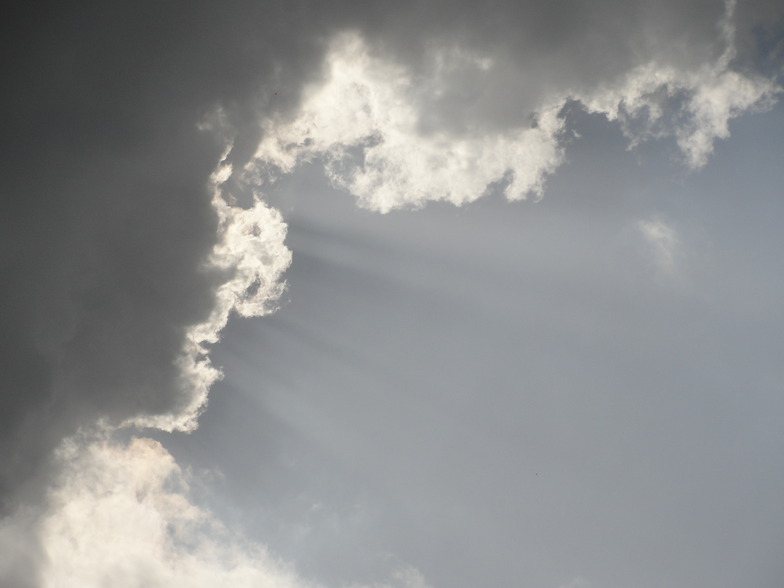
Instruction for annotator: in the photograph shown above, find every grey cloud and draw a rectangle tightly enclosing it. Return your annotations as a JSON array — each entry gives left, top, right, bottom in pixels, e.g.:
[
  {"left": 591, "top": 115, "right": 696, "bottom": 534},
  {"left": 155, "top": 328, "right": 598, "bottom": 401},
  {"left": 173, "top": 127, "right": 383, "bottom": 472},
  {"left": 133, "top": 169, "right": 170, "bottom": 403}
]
[
  {"left": 345, "top": 0, "right": 780, "bottom": 132},
  {"left": 0, "top": 0, "right": 329, "bottom": 508}
]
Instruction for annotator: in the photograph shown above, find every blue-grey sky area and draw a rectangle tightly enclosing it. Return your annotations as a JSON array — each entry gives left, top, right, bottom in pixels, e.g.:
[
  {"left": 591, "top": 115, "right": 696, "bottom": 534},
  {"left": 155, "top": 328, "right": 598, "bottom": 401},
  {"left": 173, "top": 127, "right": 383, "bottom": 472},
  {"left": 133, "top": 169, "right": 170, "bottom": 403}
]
[
  {"left": 1, "top": 1, "right": 783, "bottom": 587},
  {"left": 164, "top": 102, "right": 784, "bottom": 588}
]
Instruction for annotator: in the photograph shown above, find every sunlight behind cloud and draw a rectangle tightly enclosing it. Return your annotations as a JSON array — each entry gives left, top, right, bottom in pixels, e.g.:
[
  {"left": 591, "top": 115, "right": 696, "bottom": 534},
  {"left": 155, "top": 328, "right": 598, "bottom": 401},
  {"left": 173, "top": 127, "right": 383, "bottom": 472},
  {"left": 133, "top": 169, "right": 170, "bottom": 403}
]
[
  {"left": 248, "top": 32, "right": 568, "bottom": 212},
  {"left": 246, "top": 4, "right": 778, "bottom": 212},
  {"left": 130, "top": 164, "right": 293, "bottom": 433},
  {"left": 581, "top": 0, "right": 779, "bottom": 167}
]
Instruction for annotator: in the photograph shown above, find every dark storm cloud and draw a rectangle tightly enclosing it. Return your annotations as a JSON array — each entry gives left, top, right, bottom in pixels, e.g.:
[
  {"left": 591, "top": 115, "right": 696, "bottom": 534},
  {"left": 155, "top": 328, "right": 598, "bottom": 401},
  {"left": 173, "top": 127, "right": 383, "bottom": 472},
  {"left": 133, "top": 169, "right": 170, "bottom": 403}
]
[{"left": 0, "top": 0, "right": 327, "bottom": 507}]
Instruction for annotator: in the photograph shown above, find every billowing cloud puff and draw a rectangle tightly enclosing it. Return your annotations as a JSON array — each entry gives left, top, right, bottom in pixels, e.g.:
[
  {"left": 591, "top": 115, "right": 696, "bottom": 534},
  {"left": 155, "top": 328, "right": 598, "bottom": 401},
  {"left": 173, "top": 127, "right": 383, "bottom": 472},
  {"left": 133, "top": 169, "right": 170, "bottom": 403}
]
[
  {"left": 242, "top": 1, "right": 778, "bottom": 213},
  {"left": 582, "top": 0, "right": 779, "bottom": 168},
  {"left": 0, "top": 435, "right": 432, "bottom": 588},
  {"left": 248, "top": 32, "right": 568, "bottom": 212}
]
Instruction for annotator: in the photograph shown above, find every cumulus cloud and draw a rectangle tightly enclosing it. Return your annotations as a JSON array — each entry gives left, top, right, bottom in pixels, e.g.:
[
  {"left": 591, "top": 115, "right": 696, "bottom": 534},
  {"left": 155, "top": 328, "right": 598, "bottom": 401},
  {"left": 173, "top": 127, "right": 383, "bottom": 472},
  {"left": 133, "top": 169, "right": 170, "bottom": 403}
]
[
  {"left": 131, "top": 164, "right": 292, "bottom": 433},
  {"left": 0, "top": 435, "right": 433, "bottom": 588},
  {"left": 247, "top": 32, "right": 568, "bottom": 212},
  {"left": 239, "top": 0, "right": 778, "bottom": 213},
  {"left": 581, "top": 0, "right": 780, "bottom": 168},
  {"left": 0, "top": 0, "right": 323, "bottom": 505},
  {"left": 35, "top": 436, "right": 319, "bottom": 588}
]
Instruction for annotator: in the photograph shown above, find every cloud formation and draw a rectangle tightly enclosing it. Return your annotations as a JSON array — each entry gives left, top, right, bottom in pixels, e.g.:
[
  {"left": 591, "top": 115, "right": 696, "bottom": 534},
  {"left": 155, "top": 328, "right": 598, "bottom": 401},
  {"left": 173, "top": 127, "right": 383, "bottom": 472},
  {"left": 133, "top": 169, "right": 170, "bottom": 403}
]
[
  {"left": 6, "top": 436, "right": 314, "bottom": 588},
  {"left": 0, "top": 0, "right": 318, "bottom": 506},
  {"left": 582, "top": 0, "right": 779, "bottom": 168},
  {"left": 249, "top": 32, "right": 567, "bottom": 211},
  {"left": 0, "top": 0, "right": 781, "bottom": 586},
  {"left": 2, "top": 0, "right": 779, "bottom": 501},
  {"left": 243, "top": 0, "right": 779, "bottom": 211},
  {"left": 0, "top": 436, "right": 432, "bottom": 588}
]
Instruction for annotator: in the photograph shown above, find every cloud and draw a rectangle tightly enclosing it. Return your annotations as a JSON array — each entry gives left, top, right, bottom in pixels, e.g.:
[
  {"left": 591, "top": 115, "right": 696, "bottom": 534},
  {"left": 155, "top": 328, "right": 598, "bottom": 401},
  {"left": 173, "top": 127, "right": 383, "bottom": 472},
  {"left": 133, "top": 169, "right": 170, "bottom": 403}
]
[
  {"left": 581, "top": 0, "right": 780, "bottom": 168},
  {"left": 239, "top": 1, "right": 778, "bottom": 213},
  {"left": 0, "top": 1, "right": 782, "bottom": 586},
  {"left": 0, "top": 0, "right": 320, "bottom": 505},
  {"left": 130, "top": 164, "right": 292, "bottom": 433},
  {"left": 0, "top": 435, "right": 432, "bottom": 588},
  {"left": 0, "top": 436, "right": 314, "bottom": 588},
  {"left": 0, "top": 142, "right": 291, "bottom": 505},
  {"left": 637, "top": 218, "right": 680, "bottom": 272},
  {"left": 247, "top": 32, "right": 568, "bottom": 212}
]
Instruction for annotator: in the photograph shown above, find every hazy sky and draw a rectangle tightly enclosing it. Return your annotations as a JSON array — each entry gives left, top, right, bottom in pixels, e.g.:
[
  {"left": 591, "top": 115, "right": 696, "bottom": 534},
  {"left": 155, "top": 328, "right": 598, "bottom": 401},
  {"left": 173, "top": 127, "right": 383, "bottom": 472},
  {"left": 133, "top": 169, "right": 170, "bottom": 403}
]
[{"left": 1, "top": 1, "right": 783, "bottom": 587}]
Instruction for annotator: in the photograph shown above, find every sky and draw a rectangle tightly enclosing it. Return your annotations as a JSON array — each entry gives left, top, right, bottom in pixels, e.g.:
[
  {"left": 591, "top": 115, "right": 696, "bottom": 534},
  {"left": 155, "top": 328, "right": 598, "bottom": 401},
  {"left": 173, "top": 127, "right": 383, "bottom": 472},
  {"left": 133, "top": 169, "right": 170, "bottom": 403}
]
[{"left": 1, "top": 1, "right": 783, "bottom": 587}]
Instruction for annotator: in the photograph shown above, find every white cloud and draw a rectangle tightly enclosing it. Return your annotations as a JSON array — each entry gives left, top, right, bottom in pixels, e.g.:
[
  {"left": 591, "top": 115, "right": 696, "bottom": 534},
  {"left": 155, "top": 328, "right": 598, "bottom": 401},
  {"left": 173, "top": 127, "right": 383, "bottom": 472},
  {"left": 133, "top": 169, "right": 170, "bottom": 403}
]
[
  {"left": 130, "top": 162, "right": 293, "bottom": 432},
  {"left": 581, "top": 50, "right": 778, "bottom": 169},
  {"left": 581, "top": 0, "right": 779, "bottom": 168},
  {"left": 123, "top": 0, "right": 777, "bottom": 434},
  {"left": 0, "top": 435, "right": 431, "bottom": 588},
  {"left": 241, "top": 3, "right": 777, "bottom": 214},
  {"left": 637, "top": 218, "right": 680, "bottom": 273},
  {"left": 26, "top": 436, "right": 318, "bottom": 588},
  {"left": 247, "top": 32, "right": 567, "bottom": 213}
]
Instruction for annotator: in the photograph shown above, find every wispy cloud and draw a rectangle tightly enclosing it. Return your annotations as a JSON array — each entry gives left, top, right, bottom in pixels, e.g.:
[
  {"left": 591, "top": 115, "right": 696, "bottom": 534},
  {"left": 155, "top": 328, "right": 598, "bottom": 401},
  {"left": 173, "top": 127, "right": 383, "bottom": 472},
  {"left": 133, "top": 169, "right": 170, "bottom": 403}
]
[
  {"left": 247, "top": 32, "right": 567, "bottom": 212},
  {"left": 1, "top": 434, "right": 432, "bottom": 588},
  {"left": 583, "top": 0, "right": 780, "bottom": 168},
  {"left": 637, "top": 218, "right": 680, "bottom": 273}
]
